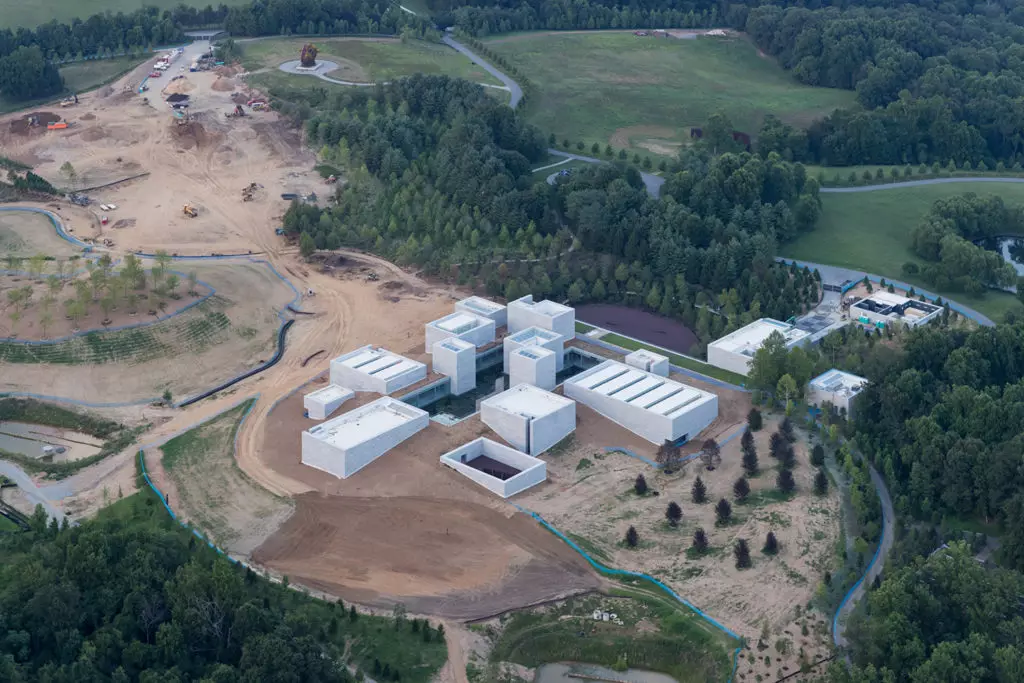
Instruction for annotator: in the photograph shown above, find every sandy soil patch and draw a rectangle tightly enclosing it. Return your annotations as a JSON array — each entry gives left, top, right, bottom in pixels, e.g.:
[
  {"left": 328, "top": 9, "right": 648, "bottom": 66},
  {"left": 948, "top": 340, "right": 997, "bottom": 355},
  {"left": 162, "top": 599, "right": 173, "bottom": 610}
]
[
  {"left": 0, "top": 207, "right": 94, "bottom": 259},
  {"left": 609, "top": 124, "right": 678, "bottom": 150},
  {"left": 211, "top": 76, "right": 235, "bottom": 91},
  {"left": 636, "top": 138, "right": 683, "bottom": 156}
]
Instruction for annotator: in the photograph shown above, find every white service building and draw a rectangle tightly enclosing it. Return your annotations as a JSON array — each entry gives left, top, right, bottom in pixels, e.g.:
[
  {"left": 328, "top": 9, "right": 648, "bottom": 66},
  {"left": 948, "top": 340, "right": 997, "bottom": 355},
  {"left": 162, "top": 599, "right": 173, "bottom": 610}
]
[
  {"left": 480, "top": 383, "right": 576, "bottom": 456},
  {"left": 455, "top": 296, "right": 507, "bottom": 328},
  {"left": 850, "top": 291, "right": 941, "bottom": 329},
  {"left": 431, "top": 337, "right": 477, "bottom": 396},
  {"left": 329, "top": 346, "right": 427, "bottom": 394},
  {"left": 808, "top": 369, "right": 868, "bottom": 418},
  {"left": 503, "top": 326, "right": 565, "bottom": 372},
  {"left": 509, "top": 346, "right": 557, "bottom": 391},
  {"left": 301, "top": 397, "right": 429, "bottom": 478},
  {"left": 706, "top": 318, "right": 811, "bottom": 377},
  {"left": 303, "top": 384, "right": 355, "bottom": 420},
  {"left": 440, "top": 437, "right": 546, "bottom": 498},
  {"left": 508, "top": 295, "right": 575, "bottom": 341},
  {"left": 625, "top": 349, "right": 670, "bottom": 376},
  {"left": 564, "top": 360, "right": 718, "bottom": 445},
  {"left": 425, "top": 311, "right": 496, "bottom": 352}
]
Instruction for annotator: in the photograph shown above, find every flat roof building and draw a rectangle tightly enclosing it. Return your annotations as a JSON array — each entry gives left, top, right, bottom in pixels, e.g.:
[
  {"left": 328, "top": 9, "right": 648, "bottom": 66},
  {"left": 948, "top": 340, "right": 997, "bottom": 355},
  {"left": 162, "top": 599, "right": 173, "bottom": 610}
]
[
  {"left": 301, "top": 397, "right": 428, "bottom": 478},
  {"left": 480, "top": 384, "right": 575, "bottom": 456},
  {"left": 509, "top": 346, "right": 557, "bottom": 391},
  {"left": 508, "top": 295, "right": 575, "bottom": 341},
  {"left": 624, "top": 349, "right": 669, "bottom": 376},
  {"left": 330, "top": 345, "right": 427, "bottom": 395},
  {"left": 504, "top": 326, "right": 564, "bottom": 372},
  {"left": 440, "top": 438, "right": 546, "bottom": 498},
  {"left": 431, "top": 337, "right": 476, "bottom": 396},
  {"left": 808, "top": 369, "right": 867, "bottom": 418},
  {"left": 303, "top": 384, "right": 354, "bottom": 420},
  {"left": 455, "top": 296, "right": 507, "bottom": 328},
  {"left": 706, "top": 318, "right": 811, "bottom": 377},
  {"left": 425, "top": 311, "right": 496, "bottom": 352},
  {"left": 851, "top": 291, "right": 940, "bottom": 329},
  {"left": 564, "top": 360, "right": 717, "bottom": 445}
]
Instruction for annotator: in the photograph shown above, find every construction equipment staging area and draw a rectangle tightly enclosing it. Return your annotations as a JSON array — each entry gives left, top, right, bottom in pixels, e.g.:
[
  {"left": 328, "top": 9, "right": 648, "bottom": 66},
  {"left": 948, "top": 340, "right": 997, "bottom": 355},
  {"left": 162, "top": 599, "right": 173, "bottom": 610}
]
[{"left": 298, "top": 296, "right": 721, "bottom": 493}]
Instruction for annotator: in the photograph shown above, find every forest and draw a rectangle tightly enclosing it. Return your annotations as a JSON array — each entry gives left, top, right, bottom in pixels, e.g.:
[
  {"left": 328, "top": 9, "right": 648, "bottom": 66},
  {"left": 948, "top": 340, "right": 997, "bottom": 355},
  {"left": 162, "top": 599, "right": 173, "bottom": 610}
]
[
  {"left": 281, "top": 75, "right": 819, "bottom": 353},
  {"left": 0, "top": 489, "right": 446, "bottom": 682}
]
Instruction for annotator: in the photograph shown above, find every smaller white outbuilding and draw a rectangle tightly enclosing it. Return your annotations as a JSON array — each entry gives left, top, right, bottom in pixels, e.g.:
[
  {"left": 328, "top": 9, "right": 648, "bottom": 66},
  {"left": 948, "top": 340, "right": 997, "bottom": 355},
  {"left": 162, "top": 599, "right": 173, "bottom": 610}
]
[
  {"left": 808, "top": 369, "right": 868, "bottom": 418},
  {"left": 625, "top": 349, "right": 670, "bottom": 376},
  {"left": 303, "top": 384, "right": 354, "bottom": 420},
  {"left": 440, "top": 437, "right": 546, "bottom": 498},
  {"left": 706, "top": 318, "right": 811, "bottom": 377},
  {"left": 509, "top": 346, "right": 557, "bottom": 391},
  {"left": 480, "top": 384, "right": 575, "bottom": 456},
  {"left": 455, "top": 296, "right": 507, "bottom": 328},
  {"left": 425, "top": 311, "right": 496, "bottom": 352},
  {"left": 301, "top": 397, "right": 428, "bottom": 479}
]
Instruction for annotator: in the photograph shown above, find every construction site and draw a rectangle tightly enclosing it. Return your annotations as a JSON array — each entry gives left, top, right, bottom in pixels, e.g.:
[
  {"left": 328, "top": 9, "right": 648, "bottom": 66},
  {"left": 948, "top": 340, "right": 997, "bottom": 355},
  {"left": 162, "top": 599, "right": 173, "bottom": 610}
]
[{"left": 0, "top": 39, "right": 842, "bottom": 683}]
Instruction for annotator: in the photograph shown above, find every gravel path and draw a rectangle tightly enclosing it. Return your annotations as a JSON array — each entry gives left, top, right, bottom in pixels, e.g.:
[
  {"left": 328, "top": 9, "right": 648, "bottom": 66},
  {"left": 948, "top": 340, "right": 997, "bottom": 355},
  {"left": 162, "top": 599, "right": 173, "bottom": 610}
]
[{"left": 821, "top": 177, "right": 1024, "bottom": 193}]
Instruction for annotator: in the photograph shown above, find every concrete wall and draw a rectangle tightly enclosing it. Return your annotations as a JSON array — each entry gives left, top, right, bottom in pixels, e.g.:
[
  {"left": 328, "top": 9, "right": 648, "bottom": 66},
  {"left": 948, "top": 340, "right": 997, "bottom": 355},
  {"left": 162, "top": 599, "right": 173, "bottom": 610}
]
[
  {"left": 481, "top": 402, "right": 530, "bottom": 453},
  {"left": 503, "top": 330, "right": 564, "bottom": 372},
  {"left": 528, "top": 401, "right": 576, "bottom": 455},
  {"left": 706, "top": 346, "right": 752, "bottom": 377},
  {"left": 509, "top": 348, "right": 556, "bottom": 390},
  {"left": 440, "top": 438, "right": 546, "bottom": 498},
  {"left": 300, "top": 405, "right": 428, "bottom": 478},
  {"left": 303, "top": 386, "right": 354, "bottom": 420},
  {"left": 564, "top": 382, "right": 717, "bottom": 445},
  {"left": 432, "top": 340, "right": 477, "bottom": 396},
  {"left": 808, "top": 387, "right": 858, "bottom": 418}
]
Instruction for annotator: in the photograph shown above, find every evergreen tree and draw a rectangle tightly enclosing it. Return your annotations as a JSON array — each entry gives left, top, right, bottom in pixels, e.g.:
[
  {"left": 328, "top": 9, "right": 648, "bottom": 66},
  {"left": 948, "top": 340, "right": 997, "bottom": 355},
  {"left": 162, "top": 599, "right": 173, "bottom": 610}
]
[
  {"left": 733, "top": 477, "right": 750, "bottom": 502},
  {"left": 665, "top": 501, "right": 682, "bottom": 527},
  {"left": 634, "top": 473, "right": 648, "bottom": 495},
  {"left": 810, "top": 444, "right": 825, "bottom": 467},
  {"left": 747, "top": 409, "right": 763, "bottom": 431},
  {"left": 715, "top": 498, "right": 732, "bottom": 525},
  {"left": 741, "top": 431, "right": 758, "bottom": 475},
  {"left": 813, "top": 469, "right": 829, "bottom": 495},
  {"left": 625, "top": 525, "right": 639, "bottom": 548},
  {"left": 692, "top": 527, "right": 708, "bottom": 553},
  {"left": 777, "top": 469, "right": 796, "bottom": 493},
  {"left": 734, "top": 538, "right": 752, "bottom": 568},
  {"left": 692, "top": 476, "right": 707, "bottom": 503},
  {"left": 763, "top": 531, "right": 778, "bottom": 555}
]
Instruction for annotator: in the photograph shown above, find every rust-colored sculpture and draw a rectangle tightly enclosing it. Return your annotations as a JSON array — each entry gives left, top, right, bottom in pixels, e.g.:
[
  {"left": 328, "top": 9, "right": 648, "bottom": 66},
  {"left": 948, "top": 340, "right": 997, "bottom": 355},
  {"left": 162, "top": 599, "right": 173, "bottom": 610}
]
[{"left": 300, "top": 43, "right": 318, "bottom": 68}]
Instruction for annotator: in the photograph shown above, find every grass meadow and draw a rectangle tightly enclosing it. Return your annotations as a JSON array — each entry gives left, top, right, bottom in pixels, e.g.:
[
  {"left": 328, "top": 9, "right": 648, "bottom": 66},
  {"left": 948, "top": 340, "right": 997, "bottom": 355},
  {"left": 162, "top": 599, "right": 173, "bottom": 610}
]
[
  {"left": 483, "top": 31, "right": 855, "bottom": 158},
  {"left": 0, "top": 0, "right": 247, "bottom": 30},
  {"left": 0, "top": 55, "right": 145, "bottom": 114}
]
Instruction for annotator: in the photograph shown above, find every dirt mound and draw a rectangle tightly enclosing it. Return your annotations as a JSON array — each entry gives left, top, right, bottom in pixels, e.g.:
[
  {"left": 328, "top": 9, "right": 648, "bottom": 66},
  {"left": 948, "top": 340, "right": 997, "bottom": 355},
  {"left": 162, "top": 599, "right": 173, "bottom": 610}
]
[
  {"left": 231, "top": 92, "right": 249, "bottom": 105},
  {"left": 80, "top": 127, "right": 107, "bottom": 142},
  {"left": 9, "top": 112, "right": 60, "bottom": 135},
  {"left": 163, "top": 79, "right": 195, "bottom": 95},
  {"left": 211, "top": 77, "right": 235, "bottom": 92},
  {"left": 111, "top": 218, "right": 136, "bottom": 229},
  {"left": 80, "top": 113, "right": 96, "bottom": 121},
  {"left": 172, "top": 121, "right": 217, "bottom": 150}
]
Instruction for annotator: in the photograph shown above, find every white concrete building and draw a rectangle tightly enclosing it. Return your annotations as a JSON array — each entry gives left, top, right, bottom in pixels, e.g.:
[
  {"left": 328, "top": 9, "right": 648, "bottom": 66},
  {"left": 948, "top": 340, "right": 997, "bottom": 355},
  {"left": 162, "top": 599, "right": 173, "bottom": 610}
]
[
  {"left": 503, "top": 326, "right": 565, "bottom": 372},
  {"left": 329, "top": 346, "right": 427, "bottom": 395},
  {"left": 455, "top": 296, "right": 507, "bottom": 328},
  {"left": 431, "top": 337, "right": 477, "bottom": 396},
  {"left": 850, "top": 291, "right": 941, "bottom": 329},
  {"left": 480, "top": 384, "right": 576, "bottom": 456},
  {"left": 564, "top": 360, "right": 718, "bottom": 445},
  {"left": 507, "top": 295, "right": 575, "bottom": 341},
  {"left": 706, "top": 319, "right": 812, "bottom": 377},
  {"left": 509, "top": 346, "right": 557, "bottom": 391},
  {"left": 425, "top": 311, "right": 496, "bottom": 352},
  {"left": 440, "top": 437, "right": 546, "bottom": 498},
  {"left": 625, "top": 349, "right": 670, "bottom": 376},
  {"left": 301, "top": 397, "right": 428, "bottom": 478},
  {"left": 808, "top": 369, "right": 868, "bottom": 418},
  {"left": 303, "top": 384, "right": 354, "bottom": 420}
]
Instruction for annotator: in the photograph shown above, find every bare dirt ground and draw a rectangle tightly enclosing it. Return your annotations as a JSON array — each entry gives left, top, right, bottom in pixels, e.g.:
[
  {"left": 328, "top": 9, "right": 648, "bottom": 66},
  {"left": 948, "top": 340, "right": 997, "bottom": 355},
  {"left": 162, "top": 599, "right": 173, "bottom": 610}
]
[
  {"left": 0, "top": 206, "right": 98, "bottom": 258},
  {"left": 517, "top": 413, "right": 840, "bottom": 680}
]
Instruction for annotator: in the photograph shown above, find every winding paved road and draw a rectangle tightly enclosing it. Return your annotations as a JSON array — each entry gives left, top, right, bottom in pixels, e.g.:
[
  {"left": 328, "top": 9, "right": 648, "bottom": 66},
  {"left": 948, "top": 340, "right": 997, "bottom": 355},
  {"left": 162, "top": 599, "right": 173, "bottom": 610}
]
[
  {"left": 821, "top": 176, "right": 1024, "bottom": 193},
  {"left": 441, "top": 35, "right": 522, "bottom": 108},
  {"left": 544, "top": 149, "right": 665, "bottom": 198},
  {"left": 0, "top": 461, "right": 68, "bottom": 523}
]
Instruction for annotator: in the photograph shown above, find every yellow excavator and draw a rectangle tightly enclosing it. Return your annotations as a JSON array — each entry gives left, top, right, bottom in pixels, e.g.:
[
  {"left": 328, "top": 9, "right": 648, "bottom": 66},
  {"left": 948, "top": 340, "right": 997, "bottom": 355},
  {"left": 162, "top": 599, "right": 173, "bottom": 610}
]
[{"left": 182, "top": 203, "right": 198, "bottom": 218}]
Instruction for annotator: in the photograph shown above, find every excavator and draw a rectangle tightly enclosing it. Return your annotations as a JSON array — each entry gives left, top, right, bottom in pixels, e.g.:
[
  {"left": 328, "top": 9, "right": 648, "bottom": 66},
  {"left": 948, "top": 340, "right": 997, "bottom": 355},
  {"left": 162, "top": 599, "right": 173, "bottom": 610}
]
[
  {"left": 225, "top": 104, "right": 246, "bottom": 119},
  {"left": 182, "top": 203, "right": 198, "bottom": 218}
]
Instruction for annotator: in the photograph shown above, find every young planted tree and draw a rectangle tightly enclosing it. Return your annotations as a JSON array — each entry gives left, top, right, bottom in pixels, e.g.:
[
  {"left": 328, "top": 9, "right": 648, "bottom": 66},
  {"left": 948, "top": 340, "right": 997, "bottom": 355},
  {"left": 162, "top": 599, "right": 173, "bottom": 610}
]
[
  {"left": 657, "top": 439, "right": 682, "bottom": 473},
  {"left": 780, "top": 417, "right": 794, "bottom": 442},
  {"left": 813, "top": 469, "right": 829, "bottom": 495},
  {"left": 166, "top": 274, "right": 180, "bottom": 297},
  {"left": 769, "top": 432, "right": 785, "bottom": 459},
  {"left": 777, "top": 469, "right": 796, "bottom": 494},
  {"left": 763, "top": 531, "right": 778, "bottom": 555},
  {"left": 700, "top": 438, "right": 721, "bottom": 470},
  {"left": 28, "top": 254, "right": 46, "bottom": 279},
  {"left": 100, "top": 295, "right": 115, "bottom": 322},
  {"left": 187, "top": 270, "right": 198, "bottom": 296},
  {"left": 8, "top": 309, "right": 21, "bottom": 335},
  {"left": 778, "top": 444, "right": 796, "bottom": 470},
  {"left": 625, "top": 525, "right": 639, "bottom": 548},
  {"left": 40, "top": 310, "right": 52, "bottom": 338},
  {"left": 733, "top": 477, "right": 750, "bottom": 502},
  {"left": 59, "top": 160, "right": 77, "bottom": 190},
  {"left": 776, "top": 374, "right": 798, "bottom": 405},
  {"left": 692, "top": 527, "right": 708, "bottom": 553},
  {"left": 810, "top": 444, "right": 825, "bottom": 468},
  {"left": 747, "top": 408, "right": 763, "bottom": 431},
  {"left": 734, "top": 538, "right": 751, "bottom": 568},
  {"left": 692, "top": 476, "right": 707, "bottom": 504},
  {"left": 715, "top": 498, "right": 732, "bottom": 525},
  {"left": 634, "top": 473, "right": 648, "bottom": 495},
  {"left": 665, "top": 501, "right": 682, "bottom": 527},
  {"left": 741, "top": 431, "right": 758, "bottom": 475}
]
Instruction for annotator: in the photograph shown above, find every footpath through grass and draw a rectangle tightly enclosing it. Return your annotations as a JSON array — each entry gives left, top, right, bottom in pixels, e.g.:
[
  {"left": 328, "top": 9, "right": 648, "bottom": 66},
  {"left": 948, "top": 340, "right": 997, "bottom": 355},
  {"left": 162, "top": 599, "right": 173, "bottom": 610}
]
[
  {"left": 785, "top": 184, "right": 1024, "bottom": 322},
  {"left": 485, "top": 32, "right": 853, "bottom": 158},
  {"left": 600, "top": 332, "right": 747, "bottom": 386}
]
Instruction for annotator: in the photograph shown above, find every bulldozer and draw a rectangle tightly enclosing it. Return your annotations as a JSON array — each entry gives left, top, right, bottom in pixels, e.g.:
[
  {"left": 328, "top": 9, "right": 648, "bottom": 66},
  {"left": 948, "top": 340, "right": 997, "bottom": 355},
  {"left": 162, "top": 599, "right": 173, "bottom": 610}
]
[
  {"left": 182, "top": 203, "right": 198, "bottom": 218},
  {"left": 241, "top": 182, "right": 261, "bottom": 201}
]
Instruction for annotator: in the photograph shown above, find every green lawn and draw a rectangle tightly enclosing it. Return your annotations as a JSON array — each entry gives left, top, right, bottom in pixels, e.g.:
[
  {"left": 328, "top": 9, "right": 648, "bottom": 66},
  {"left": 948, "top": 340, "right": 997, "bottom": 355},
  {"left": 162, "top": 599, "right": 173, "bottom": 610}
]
[
  {"left": 0, "top": 55, "right": 145, "bottom": 115},
  {"left": 241, "top": 38, "right": 500, "bottom": 86},
  {"left": 599, "top": 332, "right": 747, "bottom": 386},
  {"left": 0, "top": 515, "right": 20, "bottom": 532},
  {"left": 785, "top": 184, "right": 1024, "bottom": 322},
  {"left": 484, "top": 32, "right": 855, "bottom": 158},
  {"left": 806, "top": 164, "right": 1024, "bottom": 187},
  {"left": 0, "top": 0, "right": 246, "bottom": 29}
]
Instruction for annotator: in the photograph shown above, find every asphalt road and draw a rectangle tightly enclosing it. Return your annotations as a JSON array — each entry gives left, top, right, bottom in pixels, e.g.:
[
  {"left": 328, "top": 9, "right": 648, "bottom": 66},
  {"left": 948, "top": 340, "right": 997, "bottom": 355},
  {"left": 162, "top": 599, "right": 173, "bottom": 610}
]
[
  {"left": 441, "top": 35, "right": 522, "bottom": 108},
  {"left": 545, "top": 149, "right": 665, "bottom": 198},
  {"left": 0, "top": 461, "right": 67, "bottom": 523},
  {"left": 821, "top": 177, "right": 1024, "bottom": 193}
]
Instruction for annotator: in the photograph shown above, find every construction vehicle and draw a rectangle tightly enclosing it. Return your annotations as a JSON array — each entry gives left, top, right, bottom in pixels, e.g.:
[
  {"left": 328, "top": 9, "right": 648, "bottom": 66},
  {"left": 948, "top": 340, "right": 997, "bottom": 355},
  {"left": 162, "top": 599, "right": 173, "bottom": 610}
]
[
  {"left": 47, "top": 122, "right": 68, "bottom": 130},
  {"left": 182, "top": 204, "right": 198, "bottom": 218},
  {"left": 225, "top": 105, "right": 246, "bottom": 119},
  {"left": 59, "top": 95, "right": 77, "bottom": 108},
  {"left": 241, "top": 182, "right": 262, "bottom": 201},
  {"left": 69, "top": 193, "right": 90, "bottom": 206},
  {"left": 325, "top": 175, "right": 337, "bottom": 184}
]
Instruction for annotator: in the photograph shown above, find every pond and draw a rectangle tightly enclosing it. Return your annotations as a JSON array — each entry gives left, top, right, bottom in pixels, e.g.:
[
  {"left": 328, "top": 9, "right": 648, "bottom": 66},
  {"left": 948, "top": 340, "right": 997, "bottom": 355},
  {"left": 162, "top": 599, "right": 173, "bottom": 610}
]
[
  {"left": 534, "top": 662, "right": 679, "bottom": 683},
  {"left": 0, "top": 422, "right": 103, "bottom": 463},
  {"left": 995, "top": 237, "right": 1024, "bottom": 276},
  {"left": 574, "top": 304, "right": 697, "bottom": 356}
]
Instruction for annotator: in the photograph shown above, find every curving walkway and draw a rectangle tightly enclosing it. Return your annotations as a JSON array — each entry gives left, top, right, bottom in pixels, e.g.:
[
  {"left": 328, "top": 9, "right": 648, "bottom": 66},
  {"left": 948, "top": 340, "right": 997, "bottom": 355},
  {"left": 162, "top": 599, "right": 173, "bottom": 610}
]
[
  {"left": 821, "top": 176, "right": 1024, "bottom": 193},
  {"left": 545, "top": 149, "right": 665, "bottom": 198},
  {"left": 0, "top": 461, "right": 68, "bottom": 522}
]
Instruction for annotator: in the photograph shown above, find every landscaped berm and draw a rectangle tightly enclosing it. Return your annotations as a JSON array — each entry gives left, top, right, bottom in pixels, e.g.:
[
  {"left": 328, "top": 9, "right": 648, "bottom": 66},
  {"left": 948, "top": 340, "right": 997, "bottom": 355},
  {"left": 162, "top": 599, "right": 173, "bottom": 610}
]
[{"left": 484, "top": 31, "right": 855, "bottom": 158}]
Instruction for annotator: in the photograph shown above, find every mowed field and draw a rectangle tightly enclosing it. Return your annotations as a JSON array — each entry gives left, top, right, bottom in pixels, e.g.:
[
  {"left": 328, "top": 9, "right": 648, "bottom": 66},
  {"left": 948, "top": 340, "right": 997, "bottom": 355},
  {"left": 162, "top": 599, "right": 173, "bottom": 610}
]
[
  {"left": 0, "top": 0, "right": 246, "bottom": 29},
  {"left": 483, "top": 32, "right": 855, "bottom": 157},
  {"left": 242, "top": 38, "right": 501, "bottom": 86},
  {"left": 0, "top": 56, "right": 145, "bottom": 114},
  {"left": 785, "top": 184, "right": 1024, "bottom": 321}
]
